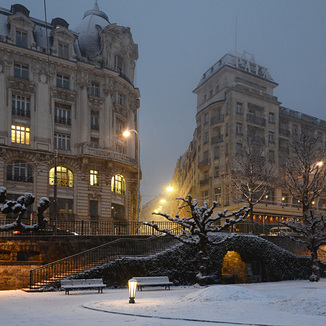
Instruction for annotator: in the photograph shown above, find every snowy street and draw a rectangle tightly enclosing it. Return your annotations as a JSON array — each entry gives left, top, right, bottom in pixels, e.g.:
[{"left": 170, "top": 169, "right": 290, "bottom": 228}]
[{"left": 0, "top": 280, "right": 325, "bottom": 326}]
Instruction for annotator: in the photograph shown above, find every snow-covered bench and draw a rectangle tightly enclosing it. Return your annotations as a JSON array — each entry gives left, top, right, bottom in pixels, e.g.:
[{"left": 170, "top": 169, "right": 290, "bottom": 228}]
[
  {"left": 60, "top": 278, "right": 106, "bottom": 295},
  {"left": 132, "top": 276, "right": 173, "bottom": 291}
]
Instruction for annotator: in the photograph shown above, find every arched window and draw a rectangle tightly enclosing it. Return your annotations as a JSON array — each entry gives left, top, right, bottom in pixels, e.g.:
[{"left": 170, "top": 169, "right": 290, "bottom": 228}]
[
  {"left": 111, "top": 174, "right": 126, "bottom": 195},
  {"left": 49, "top": 166, "right": 73, "bottom": 187},
  {"left": 6, "top": 160, "right": 33, "bottom": 182},
  {"left": 114, "top": 55, "right": 124, "bottom": 74}
]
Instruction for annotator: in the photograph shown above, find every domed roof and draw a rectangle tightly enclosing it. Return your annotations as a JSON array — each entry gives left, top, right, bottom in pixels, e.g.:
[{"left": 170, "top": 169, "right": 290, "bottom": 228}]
[{"left": 74, "top": 1, "right": 110, "bottom": 58}]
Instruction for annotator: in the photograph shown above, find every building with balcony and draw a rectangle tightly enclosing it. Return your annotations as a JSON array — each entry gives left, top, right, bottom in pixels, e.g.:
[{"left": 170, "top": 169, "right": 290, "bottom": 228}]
[
  {"left": 0, "top": 3, "right": 140, "bottom": 222},
  {"left": 171, "top": 51, "right": 326, "bottom": 228}
]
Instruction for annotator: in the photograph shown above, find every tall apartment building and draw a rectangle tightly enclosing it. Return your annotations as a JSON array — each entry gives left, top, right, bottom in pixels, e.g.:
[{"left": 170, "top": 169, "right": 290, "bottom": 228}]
[
  {"left": 171, "top": 52, "right": 326, "bottom": 225},
  {"left": 0, "top": 3, "right": 140, "bottom": 222}
]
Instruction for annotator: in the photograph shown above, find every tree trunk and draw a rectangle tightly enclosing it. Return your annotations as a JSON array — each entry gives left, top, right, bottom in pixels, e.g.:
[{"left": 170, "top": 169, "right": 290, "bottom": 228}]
[
  {"left": 309, "top": 247, "right": 320, "bottom": 282},
  {"left": 196, "top": 237, "right": 212, "bottom": 286}
]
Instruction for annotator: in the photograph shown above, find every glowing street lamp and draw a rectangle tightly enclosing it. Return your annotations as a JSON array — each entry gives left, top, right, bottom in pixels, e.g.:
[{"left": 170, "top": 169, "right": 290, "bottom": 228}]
[
  {"left": 123, "top": 129, "right": 140, "bottom": 222},
  {"left": 128, "top": 278, "right": 137, "bottom": 303},
  {"left": 167, "top": 186, "right": 173, "bottom": 192}
]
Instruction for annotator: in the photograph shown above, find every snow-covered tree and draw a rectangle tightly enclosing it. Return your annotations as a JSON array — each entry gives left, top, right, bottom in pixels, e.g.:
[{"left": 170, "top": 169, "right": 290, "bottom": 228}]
[
  {"left": 0, "top": 186, "right": 50, "bottom": 232},
  {"left": 281, "top": 210, "right": 326, "bottom": 281},
  {"left": 144, "top": 194, "right": 250, "bottom": 285},
  {"left": 227, "top": 134, "right": 275, "bottom": 231},
  {"left": 281, "top": 129, "right": 326, "bottom": 216}
]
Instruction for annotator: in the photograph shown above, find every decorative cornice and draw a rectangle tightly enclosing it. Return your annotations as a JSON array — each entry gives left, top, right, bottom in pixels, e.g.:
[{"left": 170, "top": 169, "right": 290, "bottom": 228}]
[
  {"left": 9, "top": 77, "right": 35, "bottom": 93},
  {"left": 51, "top": 87, "right": 76, "bottom": 102}
]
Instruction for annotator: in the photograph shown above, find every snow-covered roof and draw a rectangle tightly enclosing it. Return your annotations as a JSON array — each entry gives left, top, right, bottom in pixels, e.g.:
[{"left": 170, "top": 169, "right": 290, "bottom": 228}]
[{"left": 196, "top": 52, "right": 275, "bottom": 89}]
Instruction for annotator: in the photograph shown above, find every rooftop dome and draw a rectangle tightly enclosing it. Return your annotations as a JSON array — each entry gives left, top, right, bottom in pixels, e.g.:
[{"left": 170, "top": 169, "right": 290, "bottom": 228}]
[{"left": 74, "top": 1, "right": 110, "bottom": 58}]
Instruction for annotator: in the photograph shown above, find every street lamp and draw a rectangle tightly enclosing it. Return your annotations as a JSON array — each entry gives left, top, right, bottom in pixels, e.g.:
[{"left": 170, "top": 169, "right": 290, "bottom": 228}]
[
  {"left": 128, "top": 278, "right": 137, "bottom": 303},
  {"left": 123, "top": 129, "right": 140, "bottom": 222}
]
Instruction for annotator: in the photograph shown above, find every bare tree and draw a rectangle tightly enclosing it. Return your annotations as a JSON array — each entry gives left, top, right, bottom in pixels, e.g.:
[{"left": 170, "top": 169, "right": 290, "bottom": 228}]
[
  {"left": 281, "top": 129, "right": 326, "bottom": 216},
  {"left": 227, "top": 134, "right": 275, "bottom": 231},
  {"left": 281, "top": 211, "right": 326, "bottom": 281},
  {"left": 144, "top": 194, "right": 250, "bottom": 285},
  {"left": 280, "top": 129, "right": 326, "bottom": 281},
  {"left": 0, "top": 186, "right": 50, "bottom": 232}
]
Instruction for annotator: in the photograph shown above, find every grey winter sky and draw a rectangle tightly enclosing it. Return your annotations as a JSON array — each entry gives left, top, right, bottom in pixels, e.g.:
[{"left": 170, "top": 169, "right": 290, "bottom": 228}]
[{"left": 2, "top": 0, "right": 326, "bottom": 205}]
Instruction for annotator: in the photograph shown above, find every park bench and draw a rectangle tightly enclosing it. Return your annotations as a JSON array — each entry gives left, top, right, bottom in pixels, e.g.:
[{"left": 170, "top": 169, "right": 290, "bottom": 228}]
[
  {"left": 132, "top": 276, "right": 173, "bottom": 291},
  {"left": 60, "top": 278, "right": 106, "bottom": 295}
]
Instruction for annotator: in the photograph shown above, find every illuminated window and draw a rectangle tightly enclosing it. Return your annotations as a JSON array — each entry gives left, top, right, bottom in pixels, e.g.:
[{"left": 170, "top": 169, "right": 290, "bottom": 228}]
[
  {"left": 11, "top": 125, "right": 30, "bottom": 145},
  {"left": 56, "top": 74, "right": 69, "bottom": 89},
  {"left": 14, "top": 64, "right": 29, "bottom": 80},
  {"left": 49, "top": 166, "right": 73, "bottom": 187},
  {"left": 111, "top": 174, "right": 126, "bottom": 195},
  {"left": 6, "top": 161, "right": 33, "bottom": 183},
  {"left": 90, "top": 170, "right": 99, "bottom": 186},
  {"left": 12, "top": 95, "right": 30, "bottom": 117}
]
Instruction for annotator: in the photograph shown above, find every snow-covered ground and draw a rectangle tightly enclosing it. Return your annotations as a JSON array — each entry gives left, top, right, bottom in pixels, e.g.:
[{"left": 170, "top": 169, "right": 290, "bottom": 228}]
[{"left": 0, "top": 280, "right": 325, "bottom": 326}]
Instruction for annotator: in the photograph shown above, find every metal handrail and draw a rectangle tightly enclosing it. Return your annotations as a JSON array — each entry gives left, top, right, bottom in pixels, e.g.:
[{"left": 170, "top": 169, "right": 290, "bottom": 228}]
[{"left": 29, "top": 235, "right": 178, "bottom": 290}]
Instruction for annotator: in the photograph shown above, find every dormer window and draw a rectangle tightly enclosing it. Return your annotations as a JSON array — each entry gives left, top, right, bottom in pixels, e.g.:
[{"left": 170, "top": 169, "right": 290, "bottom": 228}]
[
  {"left": 14, "top": 63, "right": 29, "bottom": 80},
  {"left": 58, "top": 43, "right": 69, "bottom": 59},
  {"left": 16, "top": 30, "right": 27, "bottom": 47}
]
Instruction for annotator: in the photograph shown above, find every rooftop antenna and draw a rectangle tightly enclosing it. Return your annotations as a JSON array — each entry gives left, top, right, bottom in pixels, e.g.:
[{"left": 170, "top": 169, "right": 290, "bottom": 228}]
[{"left": 235, "top": 16, "right": 238, "bottom": 54}]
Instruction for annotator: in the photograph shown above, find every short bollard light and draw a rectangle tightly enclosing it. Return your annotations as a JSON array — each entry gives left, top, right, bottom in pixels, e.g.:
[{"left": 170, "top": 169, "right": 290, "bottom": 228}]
[{"left": 128, "top": 278, "right": 137, "bottom": 304}]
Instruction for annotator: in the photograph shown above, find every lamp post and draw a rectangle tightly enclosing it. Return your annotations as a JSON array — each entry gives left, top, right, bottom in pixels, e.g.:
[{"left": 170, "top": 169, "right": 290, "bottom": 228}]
[
  {"left": 123, "top": 129, "right": 140, "bottom": 222},
  {"left": 128, "top": 278, "right": 137, "bottom": 303}
]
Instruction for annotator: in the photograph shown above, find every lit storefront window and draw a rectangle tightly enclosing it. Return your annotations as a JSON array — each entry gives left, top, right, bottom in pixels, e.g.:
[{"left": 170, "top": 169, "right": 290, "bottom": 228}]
[{"left": 49, "top": 166, "right": 73, "bottom": 187}]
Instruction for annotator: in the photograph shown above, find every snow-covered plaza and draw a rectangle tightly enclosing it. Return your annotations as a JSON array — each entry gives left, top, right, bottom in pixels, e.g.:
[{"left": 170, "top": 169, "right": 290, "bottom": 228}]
[{"left": 0, "top": 279, "right": 325, "bottom": 326}]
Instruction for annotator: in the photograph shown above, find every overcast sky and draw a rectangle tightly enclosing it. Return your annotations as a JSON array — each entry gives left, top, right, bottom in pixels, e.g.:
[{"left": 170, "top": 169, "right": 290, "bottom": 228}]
[{"left": 2, "top": 0, "right": 326, "bottom": 205}]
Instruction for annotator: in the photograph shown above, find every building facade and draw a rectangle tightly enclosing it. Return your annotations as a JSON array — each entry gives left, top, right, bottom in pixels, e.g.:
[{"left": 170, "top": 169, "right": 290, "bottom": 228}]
[
  {"left": 171, "top": 52, "right": 326, "bottom": 227},
  {"left": 0, "top": 3, "right": 140, "bottom": 222}
]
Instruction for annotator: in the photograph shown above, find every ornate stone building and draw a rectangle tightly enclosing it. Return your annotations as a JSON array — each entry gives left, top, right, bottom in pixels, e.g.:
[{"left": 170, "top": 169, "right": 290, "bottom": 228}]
[
  {"left": 0, "top": 3, "right": 140, "bottom": 222},
  {"left": 171, "top": 52, "right": 326, "bottom": 227}
]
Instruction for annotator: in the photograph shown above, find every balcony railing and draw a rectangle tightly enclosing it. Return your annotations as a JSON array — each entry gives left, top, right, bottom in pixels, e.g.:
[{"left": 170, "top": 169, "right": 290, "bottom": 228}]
[
  {"left": 211, "top": 135, "right": 223, "bottom": 144},
  {"left": 198, "top": 158, "right": 210, "bottom": 169},
  {"left": 279, "top": 128, "right": 290, "bottom": 137},
  {"left": 246, "top": 114, "right": 266, "bottom": 127},
  {"left": 210, "top": 115, "right": 224, "bottom": 125}
]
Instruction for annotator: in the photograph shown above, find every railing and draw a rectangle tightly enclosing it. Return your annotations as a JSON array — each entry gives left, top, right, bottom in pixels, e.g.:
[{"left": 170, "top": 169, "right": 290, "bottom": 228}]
[
  {"left": 0, "top": 219, "right": 184, "bottom": 237},
  {"left": 29, "top": 235, "right": 178, "bottom": 290},
  {"left": 246, "top": 114, "right": 266, "bottom": 127}
]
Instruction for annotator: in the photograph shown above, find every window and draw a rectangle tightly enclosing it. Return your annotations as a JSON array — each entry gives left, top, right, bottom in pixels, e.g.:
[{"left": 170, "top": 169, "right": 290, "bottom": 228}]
[
  {"left": 56, "top": 74, "right": 69, "bottom": 89},
  {"left": 7, "top": 161, "right": 33, "bottom": 182},
  {"left": 236, "top": 143, "right": 243, "bottom": 155},
  {"left": 214, "top": 187, "right": 221, "bottom": 204},
  {"left": 236, "top": 102, "right": 243, "bottom": 114},
  {"left": 269, "top": 131, "right": 275, "bottom": 143},
  {"left": 114, "top": 55, "right": 124, "bottom": 74},
  {"left": 292, "top": 124, "right": 298, "bottom": 135},
  {"left": 204, "top": 132, "right": 209, "bottom": 144},
  {"left": 12, "top": 95, "right": 30, "bottom": 117},
  {"left": 214, "top": 146, "right": 219, "bottom": 159},
  {"left": 91, "top": 83, "right": 99, "bottom": 96},
  {"left": 118, "top": 93, "right": 124, "bottom": 105},
  {"left": 116, "top": 118, "right": 125, "bottom": 133},
  {"left": 11, "top": 125, "right": 30, "bottom": 145},
  {"left": 225, "top": 123, "right": 228, "bottom": 137},
  {"left": 16, "top": 30, "right": 27, "bottom": 47},
  {"left": 49, "top": 166, "right": 73, "bottom": 187},
  {"left": 90, "top": 137, "right": 99, "bottom": 148},
  {"left": 91, "top": 111, "right": 99, "bottom": 130},
  {"left": 236, "top": 122, "right": 242, "bottom": 135},
  {"left": 225, "top": 143, "right": 228, "bottom": 156},
  {"left": 50, "top": 198, "right": 73, "bottom": 220},
  {"left": 89, "top": 200, "right": 98, "bottom": 221},
  {"left": 111, "top": 203, "right": 125, "bottom": 219},
  {"left": 54, "top": 133, "right": 70, "bottom": 151},
  {"left": 204, "top": 113, "right": 209, "bottom": 124},
  {"left": 58, "top": 43, "right": 68, "bottom": 59},
  {"left": 202, "top": 190, "right": 209, "bottom": 204},
  {"left": 111, "top": 174, "right": 126, "bottom": 195},
  {"left": 55, "top": 103, "right": 71, "bottom": 125},
  {"left": 269, "top": 112, "right": 275, "bottom": 124},
  {"left": 90, "top": 170, "right": 99, "bottom": 186},
  {"left": 268, "top": 150, "right": 275, "bottom": 162},
  {"left": 214, "top": 166, "right": 219, "bottom": 178},
  {"left": 14, "top": 64, "right": 28, "bottom": 80}
]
